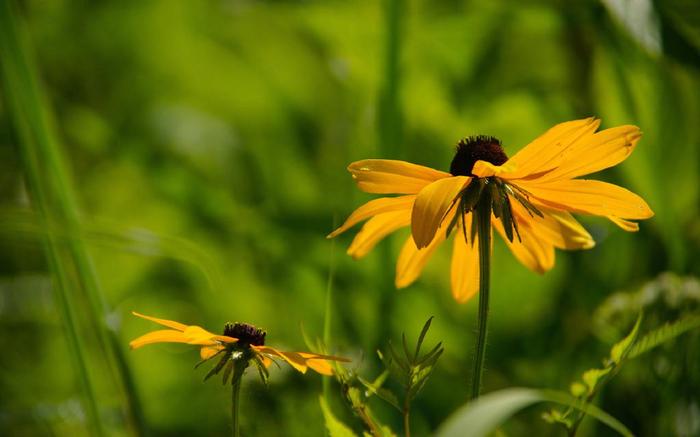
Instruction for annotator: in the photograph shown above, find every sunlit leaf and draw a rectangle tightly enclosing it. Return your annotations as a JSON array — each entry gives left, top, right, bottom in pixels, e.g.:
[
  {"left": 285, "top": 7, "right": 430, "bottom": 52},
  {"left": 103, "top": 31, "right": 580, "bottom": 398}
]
[
  {"left": 436, "top": 388, "right": 633, "bottom": 437},
  {"left": 319, "top": 396, "right": 357, "bottom": 437}
]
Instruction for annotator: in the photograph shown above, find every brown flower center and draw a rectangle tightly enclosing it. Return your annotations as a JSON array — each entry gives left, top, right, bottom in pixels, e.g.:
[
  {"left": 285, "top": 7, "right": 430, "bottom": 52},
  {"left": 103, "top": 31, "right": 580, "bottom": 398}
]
[
  {"left": 223, "top": 322, "right": 266, "bottom": 347},
  {"left": 450, "top": 136, "right": 508, "bottom": 177}
]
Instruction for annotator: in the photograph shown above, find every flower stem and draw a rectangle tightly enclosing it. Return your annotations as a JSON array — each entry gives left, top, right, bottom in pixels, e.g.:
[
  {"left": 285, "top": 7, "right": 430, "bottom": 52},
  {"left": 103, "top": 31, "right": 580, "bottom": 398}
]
[
  {"left": 403, "top": 396, "right": 411, "bottom": 437},
  {"left": 470, "top": 186, "right": 492, "bottom": 400},
  {"left": 231, "top": 359, "right": 248, "bottom": 437}
]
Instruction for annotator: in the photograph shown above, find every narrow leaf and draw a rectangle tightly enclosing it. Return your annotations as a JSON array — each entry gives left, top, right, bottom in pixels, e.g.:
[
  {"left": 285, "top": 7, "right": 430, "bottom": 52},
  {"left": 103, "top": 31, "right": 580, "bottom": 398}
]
[
  {"left": 628, "top": 314, "right": 700, "bottom": 359},
  {"left": 414, "top": 316, "right": 434, "bottom": 360},
  {"left": 610, "top": 313, "right": 642, "bottom": 364}
]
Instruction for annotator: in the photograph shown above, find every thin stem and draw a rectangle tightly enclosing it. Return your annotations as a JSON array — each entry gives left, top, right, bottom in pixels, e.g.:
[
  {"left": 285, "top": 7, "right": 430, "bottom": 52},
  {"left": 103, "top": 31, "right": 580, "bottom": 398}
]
[
  {"left": 231, "top": 377, "right": 242, "bottom": 437},
  {"left": 470, "top": 186, "right": 492, "bottom": 400},
  {"left": 403, "top": 396, "right": 411, "bottom": 437},
  {"left": 231, "top": 359, "right": 248, "bottom": 437},
  {"left": 322, "top": 231, "right": 336, "bottom": 401}
]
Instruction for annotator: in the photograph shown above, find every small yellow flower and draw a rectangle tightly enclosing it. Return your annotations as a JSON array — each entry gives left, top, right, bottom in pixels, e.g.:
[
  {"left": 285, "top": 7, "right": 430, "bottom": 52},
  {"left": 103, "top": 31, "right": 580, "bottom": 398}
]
[
  {"left": 329, "top": 118, "right": 654, "bottom": 303},
  {"left": 129, "top": 312, "right": 349, "bottom": 378}
]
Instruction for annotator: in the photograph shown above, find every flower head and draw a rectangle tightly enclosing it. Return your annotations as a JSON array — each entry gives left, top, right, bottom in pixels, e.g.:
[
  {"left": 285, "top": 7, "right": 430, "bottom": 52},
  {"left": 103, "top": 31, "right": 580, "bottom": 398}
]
[
  {"left": 129, "top": 312, "right": 349, "bottom": 382},
  {"left": 329, "top": 118, "right": 653, "bottom": 303}
]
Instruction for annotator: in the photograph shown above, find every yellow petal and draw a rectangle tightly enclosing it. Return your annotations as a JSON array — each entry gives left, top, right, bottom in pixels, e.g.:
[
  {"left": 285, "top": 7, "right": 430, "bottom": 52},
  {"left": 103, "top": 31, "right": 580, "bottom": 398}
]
[
  {"left": 261, "top": 355, "right": 273, "bottom": 368},
  {"left": 327, "top": 195, "right": 414, "bottom": 238},
  {"left": 129, "top": 329, "right": 189, "bottom": 349},
  {"left": 521, "top": 179, "right": 654, "bottom": 220},
  {"left": 298, "top": 352, "right": 350, "bottom": 375},
  {"left": 450, "top": 223, "right": 479, "bottom": 303},
  {"left": 607, "top": 215, "right": 640, "bottom": 232},
  {"left": 506, "top": 118, "right": 600, "bottom": 179},
  {"left": 182, "top": 326, "right": 219, "bottom": 345},
  {"left": 348, "top": 159, "right": 451, "bottom": 194},
  {"left": 494, "top": 219, "right": 554, "bottom": 274},
  {"left": 200, "top": 345, "right": 225, "bottom": 360},
  {"left": 510, "top": 201, "right": 594, "bottom": 250},
  {"left": 395, "top": 230, "right": 446, "bottom": 288},
  {"left": 132, "top": 311, "right": 188, "bottom": 331},
  {"left": 347, "top": 210, "right": 411, "bottom": 259},
  {"left": 305, "top": 359, "right": 334, "bottom": 375},
  {"left": 411, "top": 176, "right": 470, "bottom": 249},
  {"left": 534, "top": 125, "right": 641, "bottom": 182},
  {"left": 254, "top": 346, "right": 308, "bottom": 373}
]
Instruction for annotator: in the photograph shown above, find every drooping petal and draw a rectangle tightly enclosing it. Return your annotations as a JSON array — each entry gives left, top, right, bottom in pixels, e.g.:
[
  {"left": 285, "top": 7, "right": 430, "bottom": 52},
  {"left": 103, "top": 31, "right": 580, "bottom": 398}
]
[
  {"left": 411, "top": 176, "right": 470, "bottom": 248},
  {"left": 395, "top": 229, "right": 447, "bottom": 288},
  {"left": 347, "top": 210, "right": 411, "bottom": 259},
  {"left": 305, "top": 359, "right": 334, "bottom": 375},
  {"left": 532, "top": 125, "right": 641, "bottom": 182},
  {"left": 348, "top": 160, "right": 451, "bottom": 194},
  {"left": 607, "top": 215, "right": 640, "bottom": 232},
  {"left": 505, "top": 118, "right": 600, "bottom": 179},
  {"left": 254, "top": 346, "right": 308, "bottom": 373},
  {"left": 252, "top": 347, "right": 349, "bottom": 375},
  {"left": 129, "top": 329, "right": 189, "bottom": 349},
  {"left": 510, "top": 201, "right": 595, "bottom": 250},
  {"left": 327, "top": 195, "right": 414, "bottom": 238},
  {"left": 450, "top": 221, "right": 479, "bottom": 303},
  {"left": 132, "top": 311, "right": 188, "bottom": 331},
  {"left": 520, "top": 179, "right": 654, "bottom": 220},
  {"left": 298, "top": 352, "right": 350, "bottom": 375},
  {"left": 494, "top": 218, "right": 555, "bottom": 274}
]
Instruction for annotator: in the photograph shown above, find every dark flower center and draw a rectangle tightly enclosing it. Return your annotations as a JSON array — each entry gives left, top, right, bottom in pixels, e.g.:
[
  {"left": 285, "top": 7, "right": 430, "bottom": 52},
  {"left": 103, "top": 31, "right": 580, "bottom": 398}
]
[
  {"left": 450, "top": 136, "right": 508, "bottom": 177},
  {"left": 223, "top": 322, "right": 266, "bottom": 347}
]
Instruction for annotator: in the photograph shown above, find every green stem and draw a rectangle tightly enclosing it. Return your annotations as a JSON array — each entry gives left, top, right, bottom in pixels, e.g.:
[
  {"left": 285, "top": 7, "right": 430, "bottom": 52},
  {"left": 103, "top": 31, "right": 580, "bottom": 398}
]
[
  {"left": 231, "top": 360, "right": 248, "bottom": 437},
  {"left": 403, "top": 396, "right": 411, "bottom": 437},
  {"left": 322, "top": 232, "right": 336, "bottom": 402},
  {"left": 470, "top": 187, "right": 492, "bottom": 400}
]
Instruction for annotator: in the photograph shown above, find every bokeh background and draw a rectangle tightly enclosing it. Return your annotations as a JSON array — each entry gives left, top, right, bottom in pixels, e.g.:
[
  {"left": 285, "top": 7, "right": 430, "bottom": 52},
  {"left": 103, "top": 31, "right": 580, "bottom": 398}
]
[{"left": 1, "top": 0, "right": 699, "bottom": 436}]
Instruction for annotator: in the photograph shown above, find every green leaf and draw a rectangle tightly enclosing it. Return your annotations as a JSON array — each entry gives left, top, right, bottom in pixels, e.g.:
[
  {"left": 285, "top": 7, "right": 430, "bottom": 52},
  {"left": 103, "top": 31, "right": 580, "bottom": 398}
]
[
  {"left": 413, "top": 316, "right": 434, "bottom": 360},
  {"left": 221, "top": 360, "right": 234, "bottom": 385},
  {"left": 401, "top": 333, "right": 411, "bottom": 361},
  {"left": 628, "top": 314, "right": 700, "bottom": 359},
  {"left": 203, "top": 352, "right": 230, "bottom": 381},
  {"left": 415, "top": 342, "right": 443, "bottom": 366},
  {"left": 582, "top": 368, "right": 612, "bottom": 394},
  {"left": 435, "top": 388, "right": 633, "bottom": 437},
  {"left": 610, "top": 313, "right": 642, "bottom": 364},
  {"left": 358, "top": 375, "right": 401, "bottom": 411},
  {"left": 319, "top": 396, "right": 357, "bottom": 437},
  {"left": 570, "top": 382, "right": 587, "bottom": 398}
]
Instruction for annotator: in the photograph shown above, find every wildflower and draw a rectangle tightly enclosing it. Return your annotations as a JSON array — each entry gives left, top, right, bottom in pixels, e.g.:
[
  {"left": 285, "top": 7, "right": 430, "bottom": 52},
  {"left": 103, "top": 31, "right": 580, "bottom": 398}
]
[
  {"left": 329, "top": 118, "right": 653, "bottom": 303},
  {"left": 129, "top": 311, "right": 349, "bottom": 380}
]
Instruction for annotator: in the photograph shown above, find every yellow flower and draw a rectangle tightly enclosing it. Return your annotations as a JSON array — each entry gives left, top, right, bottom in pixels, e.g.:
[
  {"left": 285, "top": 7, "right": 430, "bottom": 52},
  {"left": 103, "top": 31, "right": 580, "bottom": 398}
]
[
  {"left": 129, "top": 312, "right": 349, "bottom": 378},
  {"left": 329, "top": 118, "right": 654, "bottom": 303}
]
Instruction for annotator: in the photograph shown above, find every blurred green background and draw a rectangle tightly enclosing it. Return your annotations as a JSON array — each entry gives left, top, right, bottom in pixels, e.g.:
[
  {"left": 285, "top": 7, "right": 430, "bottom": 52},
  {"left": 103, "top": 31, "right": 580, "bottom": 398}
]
[{"left": 1, "top": 0, "right": 699, "bottom": 436}]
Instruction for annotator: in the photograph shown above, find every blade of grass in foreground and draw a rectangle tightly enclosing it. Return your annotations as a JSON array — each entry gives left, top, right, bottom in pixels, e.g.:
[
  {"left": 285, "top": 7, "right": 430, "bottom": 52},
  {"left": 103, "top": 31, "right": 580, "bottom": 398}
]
[
  {"left": 322, "top": 220, "right": 337, "bottom": 402},
  {"left": 0, "top": 2, "right": 144, "bottom": 435}
]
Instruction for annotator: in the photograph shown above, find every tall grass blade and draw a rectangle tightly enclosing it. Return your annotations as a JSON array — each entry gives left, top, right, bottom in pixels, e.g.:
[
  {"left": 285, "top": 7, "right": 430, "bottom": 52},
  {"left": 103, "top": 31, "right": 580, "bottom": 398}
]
[{"left": 0, "top": 2, "right": 144, "bottom": 434}]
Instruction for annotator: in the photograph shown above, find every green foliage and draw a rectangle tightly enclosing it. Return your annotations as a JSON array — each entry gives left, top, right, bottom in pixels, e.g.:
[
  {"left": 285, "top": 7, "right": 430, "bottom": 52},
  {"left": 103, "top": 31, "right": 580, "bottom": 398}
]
[
  {"left": 320, "top": 396, "right": 357, "bottom": 437},
  {"left": 628, "top": 314, "right": 700, "bottom": 359},
  {"left": 436, "top": 388, "right": 633, "bottom": 437}
]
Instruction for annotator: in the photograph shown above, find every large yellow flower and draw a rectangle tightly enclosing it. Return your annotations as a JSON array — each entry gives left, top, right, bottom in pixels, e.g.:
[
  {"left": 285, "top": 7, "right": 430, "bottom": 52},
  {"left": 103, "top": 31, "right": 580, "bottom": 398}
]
[
  {"left": 130, "top": 312, "right": 349, "bottom": 377},
  {"left": 329, "top": 118, "right": 654, "bottom": 303}
]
